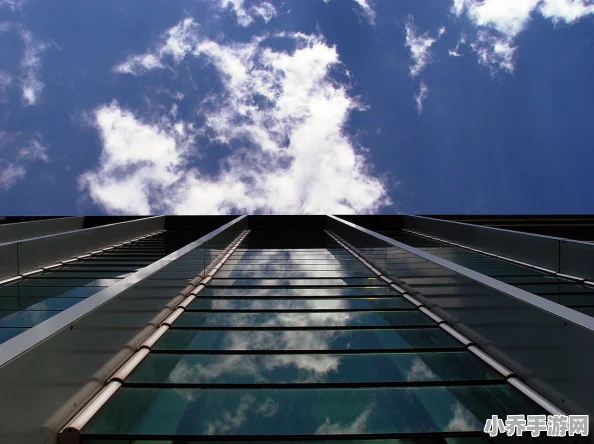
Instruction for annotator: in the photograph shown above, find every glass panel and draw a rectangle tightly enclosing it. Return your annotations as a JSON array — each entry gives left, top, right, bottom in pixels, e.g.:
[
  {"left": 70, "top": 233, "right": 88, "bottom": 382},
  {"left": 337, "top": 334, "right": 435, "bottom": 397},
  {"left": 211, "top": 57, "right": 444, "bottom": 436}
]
[
  {"left": 0, "top": 309, "right": 57, "bottom": 327},
  {"left": 136, "top": 280, "right": 196, "bottom": 288},
  {"left": 19, "top": 278, "right": 120, "bottom": 287},
  {"left": 153, "top": 328, "right": 462, "bottom": 351},
  {"left": 517, "top": 284, "right": 592, "bottom": 294},
  {"left": 41, "top": 271, "right": 130, "bottom": 279},
  {"left": 213, "top": 270, "right": 375, "bottom": 278},
  {"left": 224, "top": 259, "right": 362, "bottom": 265},
  {"left": 173, "top": 311, "right": 434, "bottom": 328},
  {"left": 129, "top": 352, "right": 504, "bottom": 385},
  {"left": 82, "top": 385, "right": 543, "bottom": 436},
  {"left": 219, "top": 264, "right": 370, "bottom": 271},
  {"left": 208, "top": 278, "right": 385, "bottom": 287},
  {"left": 188, "top": 298, "right": 414, "bottom": 311},
  {"left": 23, "top": 297, "right": 85, "bottom": 311},
  {"left": 63, "top": 266, "right": 143, "bottom": 272},
  {"left": 198, "top": 287, "right": 396, "bottom": 297},
  {"left": 0, "top": 327, "right": 27, "bottom": 343}
]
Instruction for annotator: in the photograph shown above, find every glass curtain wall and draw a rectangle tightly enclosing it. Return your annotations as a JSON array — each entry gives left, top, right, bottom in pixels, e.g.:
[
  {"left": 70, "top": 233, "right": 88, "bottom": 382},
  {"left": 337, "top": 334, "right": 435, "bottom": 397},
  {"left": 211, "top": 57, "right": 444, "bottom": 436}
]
[
  {"left": 77, "top": 229, "right": 548, "bottom": 443},
  {"left": 381, "top": 230, "right": 594, "bottom": 317},
  {"left": 0, "top": 230, "right": 207, "bottom": 344}
]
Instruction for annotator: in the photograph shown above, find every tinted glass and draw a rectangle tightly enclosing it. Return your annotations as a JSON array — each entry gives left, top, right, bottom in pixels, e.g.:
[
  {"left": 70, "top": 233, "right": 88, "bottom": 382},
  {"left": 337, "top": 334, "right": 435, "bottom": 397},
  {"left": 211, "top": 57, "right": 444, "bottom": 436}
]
[
  {"left": 83, "top": 386, "right": 543, "bottom": 436},
  {"left": 129, "top": 352, "right": 504, "bottom": 385},
  {"left": 209, "top": 278, "right": 384, "bottom": 287},
  {"left": 198, "top": 287, "right": 396, "bottom": 297},
  {"left": 153, "top": 328, "right": 461, "bottom": 351},
  {"left": 188, "top": 298, "right": 414, "bottom": 311},
  {"left": 173, "top": 311, "right": 434, "bottom": 328}
]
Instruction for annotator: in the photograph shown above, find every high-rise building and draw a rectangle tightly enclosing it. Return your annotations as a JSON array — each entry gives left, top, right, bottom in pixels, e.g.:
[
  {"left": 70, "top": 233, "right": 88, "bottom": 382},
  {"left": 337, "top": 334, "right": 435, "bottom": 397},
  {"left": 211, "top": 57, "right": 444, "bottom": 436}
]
[{"left": 0, "top": 215, "right": 592, "bottom": 444}]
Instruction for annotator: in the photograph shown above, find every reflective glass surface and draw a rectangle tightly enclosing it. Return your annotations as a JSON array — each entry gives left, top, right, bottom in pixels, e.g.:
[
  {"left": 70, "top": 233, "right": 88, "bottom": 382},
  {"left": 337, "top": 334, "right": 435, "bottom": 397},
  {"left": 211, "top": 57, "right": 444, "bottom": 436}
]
[
  {"left": 188, "top": 298, "right": 414, "bottom": 311},
  {"left": 382, "top": 230, "right": 594, "bottom": 320},
  {"left": 154, "top": 328, "right": 462, "bottom": 351},
  {"left": 173, "top": 311, "right": 434, "bottom": 328},
  {"left": 129, "top": 352, "right": 504, "bottom": 385},
  {"left": 214, "top": 269, "right": 375, "bottom": 278},
  {"left": 77, "top": 231, "right": 547, "bottom": 442},
  {"left": 198, "top": 287, "right": 396, "bottom": 297},
  {"left": 83, "top": 385, "right": 542, "bottom": 436},
  {"left": 0, "top": 232, "right": 196, "bottom": 345},
  {"left": 209, "top": 278, "right": 384, "bottom": 287}
]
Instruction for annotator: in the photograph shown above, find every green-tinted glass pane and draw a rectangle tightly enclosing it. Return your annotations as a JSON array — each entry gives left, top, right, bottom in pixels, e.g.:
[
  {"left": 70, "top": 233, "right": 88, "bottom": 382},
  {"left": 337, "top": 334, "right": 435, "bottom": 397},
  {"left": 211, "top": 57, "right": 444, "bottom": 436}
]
[
  {"left": 517, "top": 284, "right": 592, "bottom": 294},
  {"left": 188, "top": 298, "right": 413, "bottom": 311},
  {"left": 153, "top": 328, "right": 461, "bottom": 351},
  {"left": 208, "top": 278, "right": 384, "bottom": 287},
  {"left": 214, "top": 270, "right": 375, "bottom": 278},
  {"left": 173, "top": 311, "right": 433, "bottom": 328},
  {"left": 23, "top": 297, "right": 85, "bottom": 311},
  {"left": 224, "top": 259, "right": 362, "bottom": 265},
  {"left": 0, "top": 327, "right": 27, "bottom": 343},
  {"left": 136, "top": 279, "right": 194, "bottom": 288},
  {"left": 199, "top": 287, "right": 396, "bottom": 297},
  {"left": 41, "top": 271, "right": 130, "bottom": 279},
  {"left": 82, "top": 385, "right": 543, "bottom": 436},
  {"left": 19, "top": 278, "right": 120, "bottom": 287},
  {"left": 219, "top": 264, "right": 370, "bottom": 271},
  {"left": 129, "top": 352, "right": 503, "bottom": 384},
  {"left": 0, "top": 309, "right": 57, "bottom": 327}
]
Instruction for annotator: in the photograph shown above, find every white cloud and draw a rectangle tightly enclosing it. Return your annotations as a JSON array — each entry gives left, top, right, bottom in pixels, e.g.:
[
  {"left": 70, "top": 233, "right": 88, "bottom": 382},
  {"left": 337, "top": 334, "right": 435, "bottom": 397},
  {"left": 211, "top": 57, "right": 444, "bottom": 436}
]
[
  {"left": 315, "top": 405, "right": 374, "bottom": 434},
  {"left": 18, "top": 137, "right": 49, "bottom": 162},
  {"left": 452, "top": 0, "right": 594, "bottom": 72},
  {"left": 471, "top": 30, "right": 516, "bottom": 73},
  {"left": 114, "top": 18, "right": 200, "bottom": 75},
  {"left": 0, "top": 71, "right": 13, "bottom": 96},
  {"left": 448, "top": 35, "right": 466, "bottom": 57},
  {"left": 0, "top": 0, "right": 28, "bottom": 10},
  {"left": 404, "top": 16, "right": 444, "bottom": 77},
  {"left": 414, "top": 81, "right": 429, "bottom": 114},
  {"left": 217, "top": 0, "right": 277, "bottom": 27},
  {"left": 0, "top": 132, "right": 49, "bottom": 189},
  {"left": 540, "top": 0, "right": 594, "bottom": 22},
  {"left": 323, "top": 0, "right": 376, "bottom": 24},
  {"left": 404, "top": 17, "right": 444, "bottom": 114},
  {"left": 0, "top": 163, "right": 25, "bottom": 189},
  {"left": 79, "top": 102, "right": 194, "bottom": 213},
  {"left": 19, "top": 29, "right": 50, "bottom": 106},
  {"left": 446, "top": 402, "right": 479, "bottom": 431},
  {"left": 85, "top": 26, "right": 389, "bottom": 214},
  {"left": 353, "top": 0, "right": 376, "bottom": 24}
]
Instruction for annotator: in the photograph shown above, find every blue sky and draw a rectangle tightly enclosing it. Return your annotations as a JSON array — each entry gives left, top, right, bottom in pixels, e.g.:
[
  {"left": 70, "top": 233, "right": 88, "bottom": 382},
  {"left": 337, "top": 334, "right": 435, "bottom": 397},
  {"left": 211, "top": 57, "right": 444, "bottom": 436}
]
[{"left": 1, "top": 0, "right": 593, "bottom": 215}]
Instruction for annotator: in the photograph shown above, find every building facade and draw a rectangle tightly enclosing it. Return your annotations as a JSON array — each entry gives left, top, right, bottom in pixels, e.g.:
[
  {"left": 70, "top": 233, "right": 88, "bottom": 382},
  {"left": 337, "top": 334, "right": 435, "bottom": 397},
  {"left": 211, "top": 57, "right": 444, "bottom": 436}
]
[{"left": 0, "top": 215, "right": 592, "bottom": 443}]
